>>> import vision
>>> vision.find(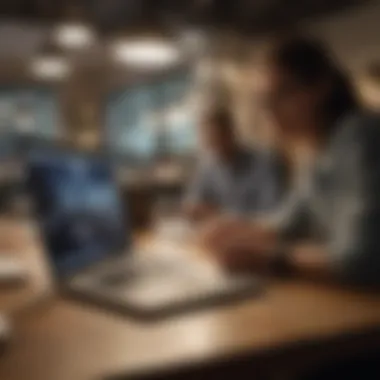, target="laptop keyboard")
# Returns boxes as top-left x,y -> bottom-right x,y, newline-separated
100,269 -> 138,286
98,257 -> 177,287
70,255 -> 261,314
